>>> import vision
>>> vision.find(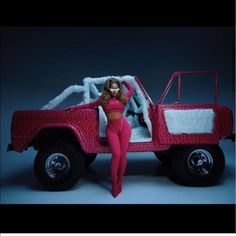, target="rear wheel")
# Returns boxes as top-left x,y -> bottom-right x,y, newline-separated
170,145 -> 225,186
34,140 -> 85,191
